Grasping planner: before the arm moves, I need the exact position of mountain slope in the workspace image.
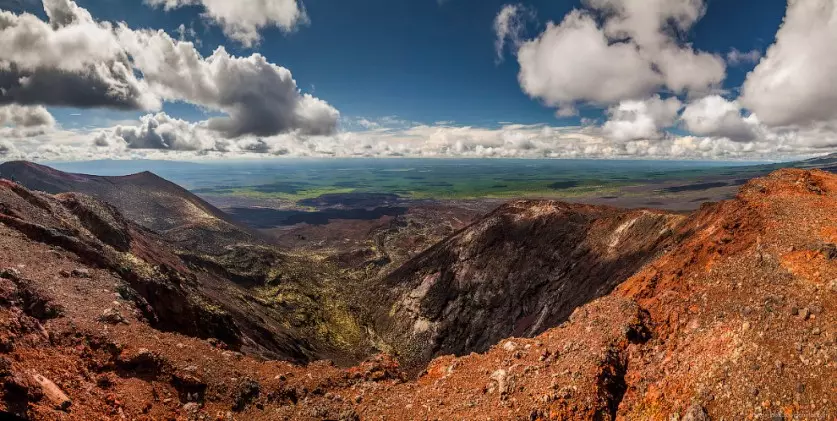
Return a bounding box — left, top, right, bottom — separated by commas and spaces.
373, 201, 684, 367
0, 163, 391, 366
796, 152, 837, 172
0, 179, 375, 367
0, 161, 253, 253
0, 168, 833, 420
611, 168, 837, 418
259, 168, 837, 420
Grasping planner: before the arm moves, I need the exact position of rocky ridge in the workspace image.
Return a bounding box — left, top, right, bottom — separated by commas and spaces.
374, 201, 683, 369
0, 161, 256, 255
0, 178, 374, 367
0, 168, 834, 419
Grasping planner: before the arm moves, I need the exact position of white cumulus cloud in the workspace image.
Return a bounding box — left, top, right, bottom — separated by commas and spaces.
585, 0, 725, 95
493, 4, 533, 63
516, 11, 661, 110
0, 0, 158, 110
740, 0, 837, 127
144, 0, 308, 47
603, 96, 681, 142
111, 113, 212, 151
512, 0, 725, 113
117, 28, 339, 137
681, 95, 757, 142
0, 0, 338, 139
0, 104, 55, 128
726, 48, 762, 66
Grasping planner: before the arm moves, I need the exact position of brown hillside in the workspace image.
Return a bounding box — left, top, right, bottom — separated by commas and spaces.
0, 178, 374, 368
265, 169, 837, 420
0, 169, 834, 420
0, 161, 255, 254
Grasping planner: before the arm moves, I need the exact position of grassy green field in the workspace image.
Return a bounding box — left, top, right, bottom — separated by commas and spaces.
186, 159, 780, 202
47, 157, 788, 203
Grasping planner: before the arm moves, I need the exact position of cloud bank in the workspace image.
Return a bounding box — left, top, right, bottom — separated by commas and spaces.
1, 111, 833, 163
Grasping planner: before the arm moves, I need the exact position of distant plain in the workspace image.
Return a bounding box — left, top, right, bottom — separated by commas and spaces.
50, 158, 779, 205
42, 157, 822, 258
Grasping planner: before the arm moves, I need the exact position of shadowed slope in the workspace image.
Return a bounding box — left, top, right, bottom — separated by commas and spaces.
0, 178, 377, 367
373, 201, 684, 368
0, 161, 255, 253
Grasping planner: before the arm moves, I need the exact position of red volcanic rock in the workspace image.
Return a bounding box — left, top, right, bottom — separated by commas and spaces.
0, 168, 834, 419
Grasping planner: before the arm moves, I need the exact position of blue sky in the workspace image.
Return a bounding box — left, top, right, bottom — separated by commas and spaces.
22, 0, 786, 129
2, 0, 836, 161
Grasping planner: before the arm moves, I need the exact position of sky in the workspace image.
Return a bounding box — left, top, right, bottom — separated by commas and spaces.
0, 0, 835, 161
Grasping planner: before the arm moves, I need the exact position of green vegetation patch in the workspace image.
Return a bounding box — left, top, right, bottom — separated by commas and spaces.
189, 159, 771, 202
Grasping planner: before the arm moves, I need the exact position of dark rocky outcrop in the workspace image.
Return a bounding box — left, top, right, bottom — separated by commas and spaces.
374, 201, 683, 368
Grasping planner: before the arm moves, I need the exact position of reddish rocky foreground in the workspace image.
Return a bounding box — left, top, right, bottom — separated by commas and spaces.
0, 169, 836, 420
